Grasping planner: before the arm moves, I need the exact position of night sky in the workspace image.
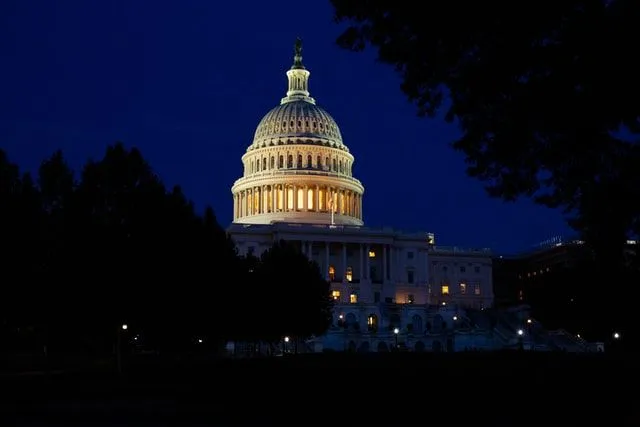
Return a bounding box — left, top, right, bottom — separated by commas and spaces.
0, 0, 572, 254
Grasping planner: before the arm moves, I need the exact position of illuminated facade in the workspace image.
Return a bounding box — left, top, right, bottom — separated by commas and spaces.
228, 40, 498, 352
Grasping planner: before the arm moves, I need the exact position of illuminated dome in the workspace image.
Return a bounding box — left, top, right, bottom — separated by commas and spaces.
231, 39, 364, 226
250, 101, 347, 151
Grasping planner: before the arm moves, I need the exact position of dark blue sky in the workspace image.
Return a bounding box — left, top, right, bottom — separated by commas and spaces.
0, 0, 571, 253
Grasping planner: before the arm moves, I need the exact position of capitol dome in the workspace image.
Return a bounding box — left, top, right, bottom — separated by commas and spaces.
250, 101, 346, 151
231, 39, 365, 226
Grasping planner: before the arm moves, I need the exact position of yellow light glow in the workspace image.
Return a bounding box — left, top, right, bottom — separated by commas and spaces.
368, 251, 375, 258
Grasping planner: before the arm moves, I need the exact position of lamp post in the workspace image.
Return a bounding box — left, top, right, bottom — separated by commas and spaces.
284, 336, 290, 354
517, 328, 524, 350
339, 314, 346, 351
393, 327, 399, 349
117, 323, 128, 376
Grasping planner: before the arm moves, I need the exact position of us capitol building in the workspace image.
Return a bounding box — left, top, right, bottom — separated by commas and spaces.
227, 40, 502, 353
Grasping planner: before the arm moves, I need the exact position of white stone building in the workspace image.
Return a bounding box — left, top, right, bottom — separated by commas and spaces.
227, 40, 495, 352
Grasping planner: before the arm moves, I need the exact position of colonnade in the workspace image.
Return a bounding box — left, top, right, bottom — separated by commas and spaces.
233, 184, 362, 220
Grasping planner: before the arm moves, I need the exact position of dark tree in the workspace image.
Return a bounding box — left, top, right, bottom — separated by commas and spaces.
243, 240, 333, 346
332, 0, 640, 262
0, 150, 41, 328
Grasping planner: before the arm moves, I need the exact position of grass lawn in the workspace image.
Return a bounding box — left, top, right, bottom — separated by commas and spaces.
1, 351, 635, 426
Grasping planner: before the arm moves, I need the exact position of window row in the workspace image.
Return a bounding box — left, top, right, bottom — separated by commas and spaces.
245, 153, 352, 176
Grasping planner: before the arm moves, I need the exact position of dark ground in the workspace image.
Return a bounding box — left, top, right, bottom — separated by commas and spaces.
0, 351, 636, 426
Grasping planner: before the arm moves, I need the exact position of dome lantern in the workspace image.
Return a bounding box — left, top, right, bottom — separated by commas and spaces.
282, 37, 315, 105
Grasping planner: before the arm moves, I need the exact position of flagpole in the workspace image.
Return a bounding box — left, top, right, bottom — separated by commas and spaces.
329, 192, 335, 226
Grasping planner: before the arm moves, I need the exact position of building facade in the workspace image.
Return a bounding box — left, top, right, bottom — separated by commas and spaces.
228, 40, 495, 352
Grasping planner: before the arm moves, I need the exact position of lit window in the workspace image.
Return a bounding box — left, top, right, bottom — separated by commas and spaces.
346, 266, 353, 282
350, 293, 358, 304
441, 285, 449, 295
368, 251, 376, 258
367, 314, 377, 330
474, 284, 481, 295
460, 283, 467, 294
328, 265, 335, 281
332, 290, 340, 300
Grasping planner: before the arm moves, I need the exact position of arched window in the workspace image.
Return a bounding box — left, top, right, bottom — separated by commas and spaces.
412, 315, 423, 334
367, 314, 378, 332
307, 154, 312, 168
270, 156, 275, 169
262, 158, 267, 170
287, 155, 293, 168
297, 154, 302, 168
279, 155, 284, 168
432, 315, 444, 333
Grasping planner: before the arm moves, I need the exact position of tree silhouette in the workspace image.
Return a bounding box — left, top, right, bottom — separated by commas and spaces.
2, 143, 337, 362
1, 143, 241, 359
331, 0, 640, 262
248, 240, 333, 345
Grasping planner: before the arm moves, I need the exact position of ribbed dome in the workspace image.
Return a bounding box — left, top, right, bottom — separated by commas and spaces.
249, 100, 346, 151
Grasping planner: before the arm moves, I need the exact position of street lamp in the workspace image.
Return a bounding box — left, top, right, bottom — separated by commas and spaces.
613, 332, 620, 340
284, 336, 290, 354
526, 318, 532, 324
117, 324, 128, 376
393, 327, 399, 349
517, 329, 524, 336
453, 316, 458, 321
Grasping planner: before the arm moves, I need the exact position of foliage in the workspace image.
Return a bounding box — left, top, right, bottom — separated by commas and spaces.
331, 0, 640, 263
1, 144, 334, 358
233, 240, 333, 344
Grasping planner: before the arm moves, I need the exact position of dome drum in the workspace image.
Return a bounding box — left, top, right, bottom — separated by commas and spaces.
241, 145, 354, 179
232, 182, 363, 226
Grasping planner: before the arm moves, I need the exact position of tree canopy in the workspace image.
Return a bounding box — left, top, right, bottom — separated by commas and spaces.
0, 144, 334, 361
232, 240, 333, 346
331, 0, 640, 263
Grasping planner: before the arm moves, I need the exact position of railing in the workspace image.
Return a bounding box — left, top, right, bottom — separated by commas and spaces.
430, 246, 492, 255
233, 169, 363, 187
547, 329, 587, 351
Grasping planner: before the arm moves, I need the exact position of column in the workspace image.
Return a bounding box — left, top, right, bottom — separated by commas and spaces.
293, 185, 298, 211
383, 244, 388, 282
342, 243, 347, 281
325, 242, 330, 281
315, 185, 319, 212
359, 244, 364, 281
365, 244, 370, 280
389, 245, 394, 282
283, 184, 288, 212
304, 185, 308, 211
233, 194, 237, 220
